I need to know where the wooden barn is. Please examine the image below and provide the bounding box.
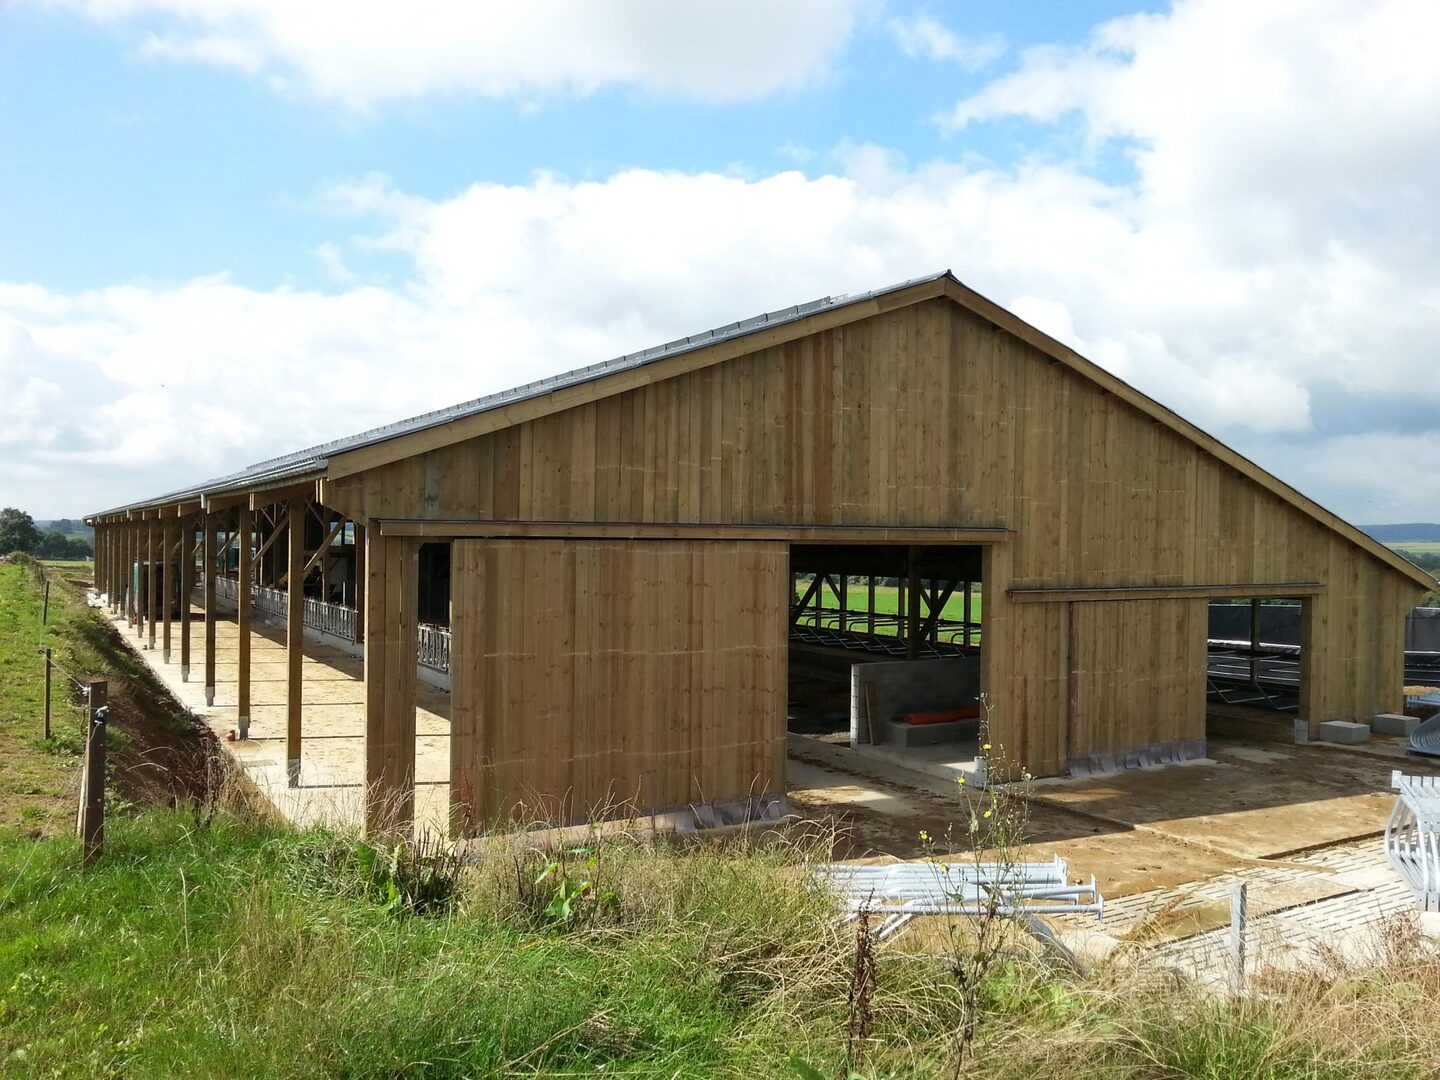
[86,271,1434,836]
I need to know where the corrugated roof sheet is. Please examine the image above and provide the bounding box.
[93,271,952,516]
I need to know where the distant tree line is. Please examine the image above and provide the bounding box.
[0,508,93,559]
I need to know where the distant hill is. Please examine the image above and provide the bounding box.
[37,519,93,539]
[1363,523,1440,543]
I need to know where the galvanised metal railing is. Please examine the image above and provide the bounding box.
[304,595,356,641]
[208,577,452,673]
[417,622,451,673]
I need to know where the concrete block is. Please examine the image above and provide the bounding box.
[882,717,980,748]
[1317,720,1371,745]
[1373,712,1420,737]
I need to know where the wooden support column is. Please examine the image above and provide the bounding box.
[146,518,158,649]
[319,510,333,603]
[122,524,132,623]
[979,543,1013,777]
[353,522,366,643]
[364,529,418,839]
[285,496,305,785]
[963,581,973,648]
[236,506,253,739]
[1248,598,1263,687]
[905,545,922,659]
[161,518,175,663]
[203,514,217,707]
[179,517,193,680]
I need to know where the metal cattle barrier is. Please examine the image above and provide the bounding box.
[815,855,1103,940]
[204,578,452,674]
[1386,771,1440,911]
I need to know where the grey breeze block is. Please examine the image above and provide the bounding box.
[1372,713,1420,738]
[1317,720,1371,745]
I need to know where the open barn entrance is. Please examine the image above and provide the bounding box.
[1205,597,1306,742]
[788,543,986,776]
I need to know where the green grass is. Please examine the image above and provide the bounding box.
[1390,542,1440,556]
[0,560,91,833]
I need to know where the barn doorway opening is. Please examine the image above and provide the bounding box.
[1204,597,1305,742]
[787,543,986,776]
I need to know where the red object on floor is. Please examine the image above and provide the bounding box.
[903,705,981,726]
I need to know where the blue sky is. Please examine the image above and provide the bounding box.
[1,1,1437,522]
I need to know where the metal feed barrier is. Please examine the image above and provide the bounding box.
[207,578,452,674]
[815,855,1103,941]
[1386,771,1440,911]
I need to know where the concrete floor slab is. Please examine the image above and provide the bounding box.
[100,600,453,834]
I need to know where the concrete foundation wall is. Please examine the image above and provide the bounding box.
[850,657,981,746]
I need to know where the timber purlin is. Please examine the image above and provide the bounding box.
[375,519,1014,544]
[1009,582,1324,603]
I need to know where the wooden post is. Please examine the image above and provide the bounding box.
[1249,598,1262,687]
[203,514,217,707]
[963,580,973,648]
[161,518,175,663]
[237,506,253,740]
[43,647,52,740]
[353,522,366,643]
[121,523,131,623]
[319,510,333,603]
[286,496,306,786]
[906,546,922,660]
[180,517,193,681]
[146,517,158,650]
[979,542,1012,771]
[78,679,108,866]
[42,580,50,625]
[867,574,876,636]
[364,530,418,838]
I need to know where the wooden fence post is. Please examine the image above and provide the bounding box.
[43,647,52,740]
[42,579,51,624]
[78,679,109,866]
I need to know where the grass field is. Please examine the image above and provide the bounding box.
[1390,542,1440,556]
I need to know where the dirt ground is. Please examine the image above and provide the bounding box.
[787,732,1439,900]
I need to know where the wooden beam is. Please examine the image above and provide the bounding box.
[1007,582,1325,603]
[237,506,253,740]
[249,511,289,570]
[300,517,345,580]
[375,519,1015,544]
[364,530,418,839]
[203,515,217,707]
[250,480,320,511]
[286,496,305,786]
[201,491,252,513]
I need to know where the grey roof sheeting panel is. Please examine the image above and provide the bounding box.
[93,270,953,516]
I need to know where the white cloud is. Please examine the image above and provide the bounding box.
[887,14,1005,70]
[38,0,863,106]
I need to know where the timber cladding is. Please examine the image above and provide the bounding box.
[448,538,787,833]
[321,296,1426,785]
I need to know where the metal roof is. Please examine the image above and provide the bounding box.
[93,270,954,517]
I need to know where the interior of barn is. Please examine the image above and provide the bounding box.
[787,543,986,777]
